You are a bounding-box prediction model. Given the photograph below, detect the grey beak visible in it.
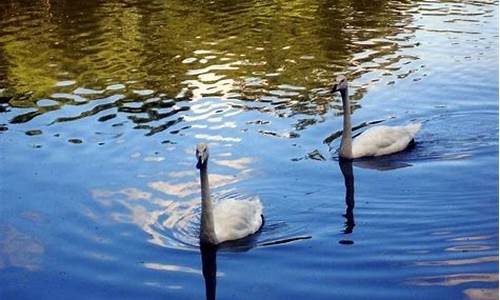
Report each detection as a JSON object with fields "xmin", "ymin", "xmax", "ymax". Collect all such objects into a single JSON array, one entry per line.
[{"xmin": 196, "ymin": 156, "xmax": 206, "ymax": 169}]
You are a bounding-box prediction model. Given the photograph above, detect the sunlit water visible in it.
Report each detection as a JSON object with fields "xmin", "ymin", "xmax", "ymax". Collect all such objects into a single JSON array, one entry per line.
[{"xmin": 0, "ymin": 0, "xmax": 498, "ymax": 299}]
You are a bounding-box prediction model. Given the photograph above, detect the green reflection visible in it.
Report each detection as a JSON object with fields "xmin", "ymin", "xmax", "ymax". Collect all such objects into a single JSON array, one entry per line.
[{"xmin": 0, "ymin": 0, "xmax": 418, "ymax": 118}]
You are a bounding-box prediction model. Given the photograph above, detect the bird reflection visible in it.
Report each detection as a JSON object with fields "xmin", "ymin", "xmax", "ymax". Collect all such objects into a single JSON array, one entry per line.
[
  {"xmin": 339, "ymin": 159, "xmax": 355, "ymax": 234},
  {"xmin": 353, "ymin": 158, "xmax": 412, "ymax": 171},
  {"xmin": 199, "ymin": 233, "xmax": 261, "ymax": 300},
  {"xmin": 200, "ymin": 243, "xmax": 218, "ymax": 300},
  {"xmin": 199, "ymin": 231, "xmax": 311, "ymax": 299},
  {"xmin": 337, "ymin": 150, "xmax": 416, "ymax": 240}
]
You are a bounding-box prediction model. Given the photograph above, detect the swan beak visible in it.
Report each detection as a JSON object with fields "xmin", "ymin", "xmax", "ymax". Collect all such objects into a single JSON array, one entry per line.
[
  {"xmin": 331, "ymin": 84, "xmax": 339, "ymax": 93},
  {"xmin": 196, "ymin": 157, "xmax": 202, "ymax": 169},
  {"xmin": 196, "ymin": 155, "xmax": 206, "ymax": 169}
]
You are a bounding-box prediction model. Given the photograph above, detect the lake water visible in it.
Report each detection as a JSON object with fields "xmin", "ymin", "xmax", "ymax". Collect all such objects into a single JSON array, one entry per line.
[{"xmin": 0, "ymin": 0, "xmax": 498, "ymax": 299}]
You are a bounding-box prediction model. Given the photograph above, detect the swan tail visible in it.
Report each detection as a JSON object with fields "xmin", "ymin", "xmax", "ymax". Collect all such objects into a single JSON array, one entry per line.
[{"xmin": 405, "ymin": 122, "xmax": 422, "ymax": 137}]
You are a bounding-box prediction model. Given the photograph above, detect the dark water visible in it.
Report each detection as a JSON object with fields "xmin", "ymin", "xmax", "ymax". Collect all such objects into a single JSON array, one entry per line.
[{"xmin": 0, "ymin": 0, "xmax": 498, "ymax": 299}]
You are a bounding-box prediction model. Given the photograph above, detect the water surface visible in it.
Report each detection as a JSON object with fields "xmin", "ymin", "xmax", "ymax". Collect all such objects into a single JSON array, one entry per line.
[{"xmin": 0, "ymin": 0, "xmax": 498, "ymax": 299}]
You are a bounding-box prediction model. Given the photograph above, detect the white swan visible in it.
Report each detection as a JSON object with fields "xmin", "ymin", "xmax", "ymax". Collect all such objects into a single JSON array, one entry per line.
[
  {"xmin": 196, "ymin": 144, "xmax": 263, "ymax": 245},
  {"xmin": 332, "ymin": 75, "xmax": 421, "ymax": 159}
]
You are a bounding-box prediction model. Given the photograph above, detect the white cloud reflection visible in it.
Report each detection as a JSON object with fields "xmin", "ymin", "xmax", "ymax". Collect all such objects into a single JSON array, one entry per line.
[{"xmin": 92, "ymin": 155, "xmax": 255, "ymax": 250}]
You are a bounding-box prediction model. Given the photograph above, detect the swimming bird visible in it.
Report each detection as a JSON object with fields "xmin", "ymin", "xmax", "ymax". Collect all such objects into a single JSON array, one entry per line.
[
  {"xmin": 196, "ymin": 144, "xmax": 263, "ymax": 246},
  {"xmin": 332, "ymin": 75, "xmax": 421, "ymax": 159}
]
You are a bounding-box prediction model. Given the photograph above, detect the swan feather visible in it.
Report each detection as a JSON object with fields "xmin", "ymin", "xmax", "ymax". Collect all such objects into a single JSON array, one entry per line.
[
  {"xmin": 351, "ymin": 122, "xmax": 421, "ymax": 158},
  {"xmin": 212, "ymin": 197, "xmax": 263, "ymax": 243}
]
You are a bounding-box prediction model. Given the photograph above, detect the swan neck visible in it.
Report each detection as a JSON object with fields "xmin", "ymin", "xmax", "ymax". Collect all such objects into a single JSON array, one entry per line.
[
  {"xmin": 340, "ymin": 88, "xmax": 353, "ymax": 159},
  {"xmin": 200, "ymin": 162, "xmax": 217, "ymax": 245}
]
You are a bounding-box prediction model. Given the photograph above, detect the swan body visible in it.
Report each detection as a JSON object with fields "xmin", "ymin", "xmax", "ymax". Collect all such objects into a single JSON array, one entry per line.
[
  {"xmin": 351, "ymin": 123, "xmax": 421, "ymax": 158},
  {"xmin": 196, "ymin": 144, "xmax": 263, "ymax": 245},
  {"xmin": 213, "ymin": 197, "xmax": 263, "ymax": 243},
  {"xmin": 332, "ymin": 75, "xmax": 421, "ymax": 159}
]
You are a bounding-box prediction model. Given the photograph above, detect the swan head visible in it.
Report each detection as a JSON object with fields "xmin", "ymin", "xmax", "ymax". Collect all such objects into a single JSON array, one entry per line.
[
  {"xmin": 196, "ymin": 143, "xmax": 209, "ymax": 169},
  {"xmin": 332, "ymin": 75, "xmax": 348, "ymax": 93}
]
